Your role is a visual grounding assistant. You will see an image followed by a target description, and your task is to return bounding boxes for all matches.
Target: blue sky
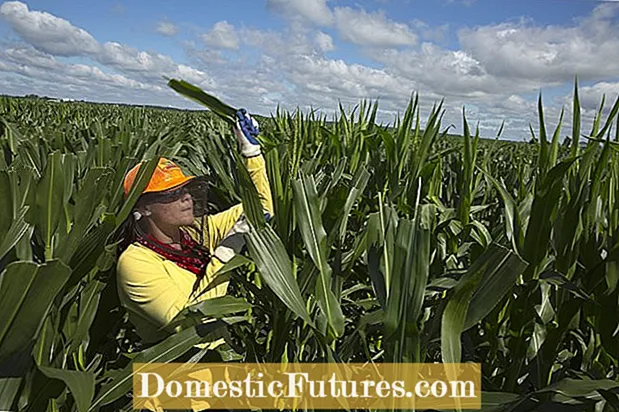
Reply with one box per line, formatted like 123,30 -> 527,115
1,0 -> 618,140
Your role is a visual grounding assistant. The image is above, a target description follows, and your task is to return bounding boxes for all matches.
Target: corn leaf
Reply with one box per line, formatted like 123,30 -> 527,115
293,171 -> 345,338
0,260 -> 71,365
443,243 -> 525,363
38,366 -> 95,412
90,321 -> 227,409
245,224 -> 314,327
0,206 -> 32,262
167,78 -> 237,124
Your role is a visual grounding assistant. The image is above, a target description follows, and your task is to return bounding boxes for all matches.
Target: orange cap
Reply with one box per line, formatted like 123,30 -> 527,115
123,158 -> 194,197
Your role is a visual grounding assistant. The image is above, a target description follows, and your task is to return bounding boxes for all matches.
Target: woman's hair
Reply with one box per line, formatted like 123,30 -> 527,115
115,200 -> 148,257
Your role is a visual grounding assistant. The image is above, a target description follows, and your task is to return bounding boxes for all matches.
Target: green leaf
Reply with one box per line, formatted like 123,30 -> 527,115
336,165 -> 369,244
599,389 -> 619,411
35,151 -> 65,259
38,366 -> 94,412
478,166 -> 524,255
594,95 -> 619,140
167,296 -> 251,330
384,204 -> 432,363
463,244 -> 528,330
536,377 -> 619,397
0,377 -> 22,411
235,152 -> 267,229
245,224 -> 314,327
481,392 -> 521,410
443,243 -> 526,363
523,157 -> 577,268
0,170 -> 12,236
293,172 -> 344,338
67,214 -> 116,288
537,92 -> 549,178
90,321 -> 227,409
58,167 -> 112,262
167,78 -> 237,124
68,280 -> 106,355
571,77 -> 581,158
441,273 -> 476,365
0,260 -> 72,365
366,213 -> 387,308
0,205 -> 33,262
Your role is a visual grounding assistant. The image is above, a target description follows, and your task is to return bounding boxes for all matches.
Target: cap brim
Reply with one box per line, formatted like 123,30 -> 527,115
145,176 -> 195,194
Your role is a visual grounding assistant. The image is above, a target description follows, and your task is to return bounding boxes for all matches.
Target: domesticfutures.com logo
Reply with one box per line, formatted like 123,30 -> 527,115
132,362 -> 481,411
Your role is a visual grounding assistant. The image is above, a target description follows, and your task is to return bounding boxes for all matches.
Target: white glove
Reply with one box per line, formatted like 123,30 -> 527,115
234,108 -> 261,158
213,215 -> 250,263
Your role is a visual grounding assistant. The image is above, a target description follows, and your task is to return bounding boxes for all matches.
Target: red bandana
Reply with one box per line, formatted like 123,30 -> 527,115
136,230 -> 210,277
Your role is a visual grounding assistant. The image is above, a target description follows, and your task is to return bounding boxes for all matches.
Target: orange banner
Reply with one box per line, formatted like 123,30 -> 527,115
132,362 -> 481,410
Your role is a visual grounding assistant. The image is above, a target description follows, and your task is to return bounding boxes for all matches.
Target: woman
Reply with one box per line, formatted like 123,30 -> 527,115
116,109 -> 273,347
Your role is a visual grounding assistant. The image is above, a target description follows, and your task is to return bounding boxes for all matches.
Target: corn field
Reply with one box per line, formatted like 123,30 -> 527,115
1,81 -> 619,412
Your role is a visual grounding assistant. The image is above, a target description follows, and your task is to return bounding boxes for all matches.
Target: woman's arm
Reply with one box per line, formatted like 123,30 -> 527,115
205,154 -> 273,251
200,110 -> 274,258
186,112 -> 275,303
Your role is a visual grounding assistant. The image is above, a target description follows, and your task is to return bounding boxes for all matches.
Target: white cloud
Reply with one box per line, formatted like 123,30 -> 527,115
202,20 -> 239,50
267,0 -> 334,26
289,55 -> 411,100
2,0 -> 619,141
458,4 -> 619,83
371,45 -> 524,99
0,45 -> 157,92
240,25 -> 316,56
155,21 -> 178,36
0,1 -> 214,89
2,44 -> 62,71
0,1 -> 100,56
315,31 -> 334,52
334,7 -> 418,47
573,81 -> 619,111
364,2 -> 619,105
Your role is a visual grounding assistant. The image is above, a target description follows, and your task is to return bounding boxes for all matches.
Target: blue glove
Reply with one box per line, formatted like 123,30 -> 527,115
234,108 -> 261,157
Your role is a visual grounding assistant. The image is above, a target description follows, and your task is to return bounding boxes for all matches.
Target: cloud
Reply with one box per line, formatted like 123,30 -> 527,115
292,55 -> 405,97
315,31 -> 334,52
363,2 -> 619,105
458,4 -> 619,83
571,81 -> 619,111
333,7 -> 418,47
2,0 -> 619,141
370,46 -> 514,99
0,1 -> 100,56
155,21 -> 178,36
240,25 -> 316,56
267,0 -> 334,26
0,44 -> 158,92
202,20 -> 239,50
0,1 -> 214,89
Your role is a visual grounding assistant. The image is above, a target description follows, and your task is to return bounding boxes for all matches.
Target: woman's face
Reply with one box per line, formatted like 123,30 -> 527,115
143,187 -> 195,228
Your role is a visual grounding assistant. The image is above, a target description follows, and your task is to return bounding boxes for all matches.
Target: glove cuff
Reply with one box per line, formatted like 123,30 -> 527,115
240,144 -> 261,158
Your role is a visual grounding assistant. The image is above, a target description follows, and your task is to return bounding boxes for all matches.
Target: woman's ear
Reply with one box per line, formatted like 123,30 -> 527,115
137,203 -> 152,217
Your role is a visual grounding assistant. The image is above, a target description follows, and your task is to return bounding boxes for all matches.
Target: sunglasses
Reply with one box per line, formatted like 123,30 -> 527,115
142,185 -> 191,204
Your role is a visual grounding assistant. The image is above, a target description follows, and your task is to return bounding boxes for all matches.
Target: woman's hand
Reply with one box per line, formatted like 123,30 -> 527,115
234,108 -> 261,157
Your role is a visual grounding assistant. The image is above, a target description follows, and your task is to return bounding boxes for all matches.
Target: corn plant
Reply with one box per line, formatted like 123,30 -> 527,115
0,76 -> 618,412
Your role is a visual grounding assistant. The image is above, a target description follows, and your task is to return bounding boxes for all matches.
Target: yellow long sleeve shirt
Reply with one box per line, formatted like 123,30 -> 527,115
116,154 -> 274,345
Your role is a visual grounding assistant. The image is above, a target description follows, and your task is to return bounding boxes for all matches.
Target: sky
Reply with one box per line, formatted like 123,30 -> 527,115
1,0 -> 618,141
